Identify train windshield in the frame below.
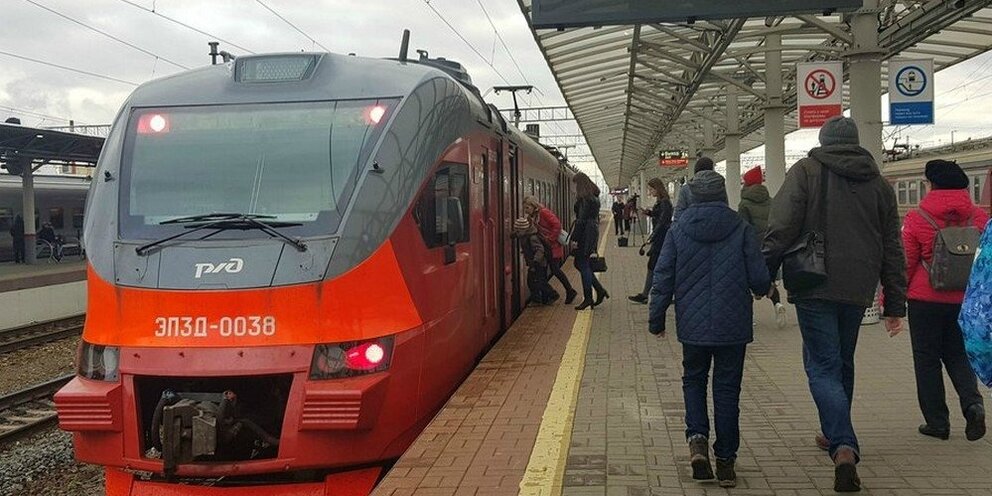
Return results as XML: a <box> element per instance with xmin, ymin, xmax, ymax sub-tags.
<box><xmin>119</xmin><ymin>99</ymin><xmax>396</xmax><ymax>239</ymax></box>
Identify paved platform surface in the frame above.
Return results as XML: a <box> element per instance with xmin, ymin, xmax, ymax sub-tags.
<box><xmin>375</xmin><ymin>220</ymin><xmax>992</xmax><ymax>496</ymax></box>
<box><xmin>0</xmin><ymin>260</ymin><xmax>86</xmax><ymax>292</ymax></box>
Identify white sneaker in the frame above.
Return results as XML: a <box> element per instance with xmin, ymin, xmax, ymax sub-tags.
<box><xmin>775</xmin><ymin>303</ymin><xmax>787</xmax><ymax>329</ymax></box>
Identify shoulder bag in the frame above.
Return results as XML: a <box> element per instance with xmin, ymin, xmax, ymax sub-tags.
<box><xmin>781</xmin><ymin>164</ymin><xmax>829</xmax><ymax>292</ymax></box>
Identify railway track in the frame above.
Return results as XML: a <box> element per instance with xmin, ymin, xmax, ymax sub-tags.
<box><xmin>0</xmin><ymin>315</ymin><xmax>84</xmax><ymax>355</ymax></box>
<box><xmin>0</xmin><ymin>374</ymin><xmax>74</xmax><ymax>444</ymax></box>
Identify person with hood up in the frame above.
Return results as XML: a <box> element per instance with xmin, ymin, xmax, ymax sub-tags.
<box><xmin>674</xmin><ymin>157</ymin><xmax>726</xmax><ymax>222</ymax></box>
<box><xmin>903</xmin><ymin>159</ymin><xmax>988</xmax><ymax>442</ymax></box>
<box><xmin>762</xmin><ymin>116</ymin><xmax>907</xmax><ymax>493</ymax></box>
<box><xmin>649</xmin><ymin>170</ymin><xmax>771</xmax><ymax>489</ymax></box>
<box><xmin>738</xmin><ymin>166</ymin><xmax>787</xmax><ymax>328</ymax></box>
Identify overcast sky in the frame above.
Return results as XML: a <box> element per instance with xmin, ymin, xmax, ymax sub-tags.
<box><xmin>2</xmin><ymin>0</ymin><xmax>991</xmax><ymax>184</ymax></box>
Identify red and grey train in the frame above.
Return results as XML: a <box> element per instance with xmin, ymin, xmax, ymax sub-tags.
<box><xmin>54</xmin><ymin>46</ymin><xmax>575</xmax><ymax>495</ymax></box>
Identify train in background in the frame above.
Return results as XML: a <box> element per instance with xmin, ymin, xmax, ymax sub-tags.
<box><xmin>54</xmin><ymin>40</ymin><xmax>576</xmax><ymax>496</ymax></box>
<box><xmin>883</xmin><ymin>139</ymin><xmax>992</xmax><ymax>217</ymax></box>
<box><xmin>0</xmin><ymin>174</ymin><xmax>89</xmax><ymax>262</ymax></box>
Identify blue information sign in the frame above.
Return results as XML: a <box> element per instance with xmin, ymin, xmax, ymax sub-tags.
<box><xmin>889</xmin><ymin>60</ymin><xmax>934</xmax><ymax>125</ymax></box>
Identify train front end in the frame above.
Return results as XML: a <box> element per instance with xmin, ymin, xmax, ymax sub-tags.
<box><xmin>54</xmin><ymin>52</ymin><xmax>475</xmax><ymax>495</ymax></box>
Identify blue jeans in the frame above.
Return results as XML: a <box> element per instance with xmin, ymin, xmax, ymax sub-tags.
<box><xmin>794</xmin><ymin>300</ymin><xmax>865</xmax><ymax>460</ymax></box>
<box><xmin>682</xmin><ymin>343</ymin><xmax>747</xmax><ymax>460</ymax></box>
<box><xmin>573</xmin><ymin>255</ymin><xmax>604</xmax><ymax>302</ymax></box>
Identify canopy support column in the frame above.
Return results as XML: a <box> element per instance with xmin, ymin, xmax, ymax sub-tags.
<box><xmin>726</xmin><ymin>84</ymin><xmax>742</xmax><ymax>210</ymax></box>
<box><xmin>764</xmin><ymin>33</ymin><xmax>787</xmax><ymax>196</ymax></box>
<box><xmin>22</xmin><ymin>165</ymin><xmax>36</xmax><ymax>264</ymax></box>
<box><xmin>848</xmin><ymin>0</ymin><xmax>884</xmax><ymax>165</ymax></box>
<box><xmin>702</xmin><ymin>120</ymin><xmax>716</xmax><ymax>158</ymax></box>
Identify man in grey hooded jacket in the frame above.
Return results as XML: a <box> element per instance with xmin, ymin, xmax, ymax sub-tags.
<box><xmin>674</xmin><ymin>157</ymin><xmax>726</xmax><ymax>222</ymax></box>
<box><xmin>762</xmin><ymin>116</ymin><xmax>907</xmax><ymax>493</ymax></box>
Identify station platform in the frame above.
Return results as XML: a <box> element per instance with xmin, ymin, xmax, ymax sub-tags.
<box><xmin>0</xmin><ymin>260</ymin><xmax>86</xmax><ymax>330</ymax></box>
<box><xmin>373</xmin><ymin>221</ymin><xmax>992</xmax><ymax>496</ymax></box>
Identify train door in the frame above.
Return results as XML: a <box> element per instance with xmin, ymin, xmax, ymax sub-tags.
<box><xmin>506</xmin><ymin>145</ymin><xmax>522</xmax><ymax>320</ymax></box>
<box><xmin>480</xmin><ymin>145</ymin><xmax>500</xmax><ymax>342</ymax></box>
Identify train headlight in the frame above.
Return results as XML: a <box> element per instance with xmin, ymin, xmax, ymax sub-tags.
<box><xmin>309</xmin><ymin>337</ymin><xmax>394</xmax><ymax>380</ymax></box>
<box><xmin>78</xmin><ymin>342</ymin><xmax>120</xmax><ymax>381</ymax></box>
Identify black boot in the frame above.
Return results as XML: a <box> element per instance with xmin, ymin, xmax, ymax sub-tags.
<box><xmin>966</xmin><ymin>404</ymin><xmax>986</xmax><ymax>441</ymax></box>
<box><xmin>593</xmin><ymin>288</ymin><xmax>610</xmax><ymax>307</ymax></box>
<box><xmin>688</xmin><ymin>436</ymin><xmax>714</xmax><ymax>480</ymax></box>
<box><xmin>564</xmin><ymin>289</ymin><xmax>578</xmax><ymax>304</ymax></box>
<box><xmin>574</xmin><ymin>300</ymin><xmax>594</xmax><ymax>311</ymax></box>
<box><xmin>628</xmin><ymin>293</ymin><xmax>648</xmax><ymax>304</ymax></box>
<box><xmin>715</xmin><ymin>458</ymin><xmax>736</xmax><ymax>488</ymax></box>
<box><xmin>918</xmin><ymin>424</ymin><xmax>950</xmax><ymax>440</ymax></box>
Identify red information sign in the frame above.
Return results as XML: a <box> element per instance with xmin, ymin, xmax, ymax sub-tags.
<box><xmin>659</xmin><ymin>150</ymin><xmax>689</xmax><ymax>167</ymax></box>
<box><xmin>797</xmin><ymin>62</ymin><xmax>843</xmax><ymax>128</ymax></box>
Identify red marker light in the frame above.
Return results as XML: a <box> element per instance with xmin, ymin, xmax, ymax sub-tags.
<box><xmin>137</xmin><ymin>113</ymin><xmax>170</xmax><ymax>134</ymax></box>
<box><xmin>368</xmin><ymin>105</ymin><xmax>386</xmax><ymax>125</ymax></box>
<box><xmin>344</xmin><ymin>342</ymin><xmax>386</xmax><ymax>371</ymax></box>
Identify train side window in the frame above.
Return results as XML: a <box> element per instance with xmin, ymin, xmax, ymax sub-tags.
<box><xmin>908</xmin><ymin>181</ymin><xmax>920</xmax><ymax>205</ymax></box>
<box><xmin>0</xmin><ymin>208</ymin><xmax>11</xmax><ymax>232</ymax></box>
<box><xmin>896</xmin><ymin>181</ymin><xmax>908</xmax><ymax>205</ymax></box>
<box><xmin>49</xmin><ymin>207</ymin><xmax>65</xmax><ymax>229</ymax></box>
<box><xmin>413</xmin><ymin>163</ymin><xmax>469</xmax><ymax>248</ymax></box>
<box><xmin>973</xmin><ymin>176</ymin><xmax>983</xmax><ymax>204</ymax></box>
<box><xmin>528</xmin><ymin>178</ymin><xmax>534</xmax><ymax>196</ymax></box>
<box><xmin>72</xmin><ymin>208</ymin><xmax>85</xmax><ymax>229</ymax></box>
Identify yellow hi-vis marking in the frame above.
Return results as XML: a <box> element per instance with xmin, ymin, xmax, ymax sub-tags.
<box><xmin>518</xmin><ymin>215</ymin><xmax>607</xmax><ymax>495</ymax></box>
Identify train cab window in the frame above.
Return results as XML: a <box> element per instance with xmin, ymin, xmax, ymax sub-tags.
<box><xmin>413</xmin><ymin>163</ymin><xmax>470</xmax><ymax>248</ymax></box>
<box><xmin>49</xmin><ymin>207</ymin><xmax>65</xmax><ymax>229</ymax></box>
<box><xmin>0</xmin><ymin>208</ymin><xmax>11</xmax><ymax>231</ymax></box>
<box><xmin>72</xmin><ymin>208</ymin><xmax>85</xmax><ymax>229</ymax></box>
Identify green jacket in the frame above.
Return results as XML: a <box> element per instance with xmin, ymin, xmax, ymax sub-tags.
<box><xmin>738</xmin><ymin>184</ymin><xmax>771</xmax><ymax>240</ymax></box>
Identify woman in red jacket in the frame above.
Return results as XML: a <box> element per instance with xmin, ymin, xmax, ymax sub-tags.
<box><xmin>524</xmin><ymin>196</ymin><xmax>578</xmax><ymax>304</ymax></box>
<box><xmin>903</xmin><ymin>159</ymin><xmax>989</xmax><ymax>442</ymax></box>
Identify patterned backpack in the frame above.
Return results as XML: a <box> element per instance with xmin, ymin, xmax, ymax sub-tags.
<box><xmin>917</xmin><ymin>209</ymin><xmax>981</xmax><ymax>291</ymax></box>
<box><xmin>960</xmin><ymin>220</ymin><xmax>992</xmax><ymax>387</ymax></box>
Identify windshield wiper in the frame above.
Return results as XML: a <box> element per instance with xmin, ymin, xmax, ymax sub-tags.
<box><xmin>135</xmin><ymin>214</ymin><xmax>308</xmax><ymax>256</ymax></box>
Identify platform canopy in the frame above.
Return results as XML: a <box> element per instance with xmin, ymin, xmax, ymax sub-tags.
<box><xmin>0</xmin><ymin>122</ymin><xmax>105</xmax><ymax>173</ymax></box>
<box><xmin>516</xmin><ymin>0</ymin><xmax>992</xmax><ymax>187</ymax></box>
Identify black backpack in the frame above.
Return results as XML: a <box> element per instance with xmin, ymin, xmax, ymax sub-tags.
<box><xmin>918</xmin><ymin>209</ymin><xmax>981</xmax><ymax>291</ymax></box>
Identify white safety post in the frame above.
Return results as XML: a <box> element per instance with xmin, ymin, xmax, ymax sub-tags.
<box><xmin>726</xmin><ymin>84</ymin><xmax>742</xmax><ymax>210</ymax></box>
<box><xmin>764</xmin><ymin>33</ymin><xmax>787</xmax><ymax>195</ymax></box>
<box><xmin>22</xmin><ymin>163</ymin><xmax>36</xmax><ymax>264</ymax></box>
<box><xmin>848</xmin><ymin>0</ymin><xmax>884</xmax><ymax>165</ymax></box>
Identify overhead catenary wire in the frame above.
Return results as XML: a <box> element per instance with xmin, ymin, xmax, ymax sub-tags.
<box><xmin>0</xmin><ymin>49</ymin><xmax>138</xmax><ymax>86</ymax></box>
<box><xmin>115</xmin><ymin>0</ymin><xmax>256</xmax><ymax>54</ymax></box>
<box><xmin>23</xmin><ymin>0</ymin><xmax>190</xmax><ymax>70</ymax></box>
<box><xmin>254</xmin><ymin>0</ymin><xmax>330</xmax><ymax>52</ymax></box>
<box><xmin>0</xmin><ymin>104</ymin><xmax>79</xmax><ymax>124</ymax></box>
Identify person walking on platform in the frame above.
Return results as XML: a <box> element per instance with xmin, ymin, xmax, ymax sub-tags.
<box><xmin>738</xmin><ymin>166</ymin><xmax>788</xmax><ymax>328</ymax></box>
<box><xmin>624</xmin><ymin>196</ymin><xmax>637</xmax><ymax>234</ymax></box>
<box><xmin>524</xmin><ymin>195</ymin><xmax>578</xmax><ymax>304</ymax></box>
<box><xmin>648</xmin><ymin>170</ymin><xmax>770</xmax><ymax>488</ymax></box>
<box><xmin>674</xmin><ymin>157</ymin><xmax>726</xmax><ymax>222</ymax></box>
<box><xmin>9</xmin><ymin>214</ymin><xmax>25</xmax><ymax>264</ymax></box>
<box><xmin>903</xmin><ymin>160</ymin><xmax>988</xmax><ymax>442</ymax></box>
<box><xmin>629</xmin><ymin>177</ymin><xmax>672</xmax><ymax>304</ymax></box>
<box><xmin>612</xmin><ymin>199</ymin><xmax>625</xmax><ymax>236</ymax></box>
<box><xmin>763</xmin><ymin>116</ymin><xmax>907</xmax><ymax>493</ymax></box>
<box><xmin>513</xmin><ymin>217</ymin><xmax>558</xmax><ymax>306</ymax></box>
<box><xmin>571</xmin><ymin>172</ymin><xmax>608</xmax><ymax>310</ymax></box>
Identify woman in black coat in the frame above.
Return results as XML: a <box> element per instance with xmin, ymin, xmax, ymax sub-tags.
<box><xmin>571</xmin><ymin>172</ymin><xmax>609</xmax><ymax>310</ymax></box>
<box><xmin>629</xmin><ymin>177</ymin><xmax>672</xmax><ymax>304</ymax></box>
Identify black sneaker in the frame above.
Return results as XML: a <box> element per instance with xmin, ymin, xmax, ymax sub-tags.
<box><xmin>918</xmin><ymin>424</ymin><xmax>950</xmax><ymax>440</ymax></box>
<box><xmin>715</xmin><ymin>458</ymin><xmax>736</xmax><ymax>488</ymax></box>
<box><xmin>688</xmin><ymin>436</ymin><xmax>714</xmax><ymax>480</ymax></box>
<box><xmin>966</xmin><ymin>404</ymin><xmax>986</xmax><ymax>441</ymax></box>
<box><xmin>627</xmin><ymin>294</ymin><xmax>648</xmax><ymax>304</ymax></box>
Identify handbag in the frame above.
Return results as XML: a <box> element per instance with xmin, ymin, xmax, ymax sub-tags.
<box><xmin>589</xmin><ymin>253</ymin><xmax>608</xmax><ymax>273</ymax></box>
<box><xmin>782</xmin><ymin>164</ymin><xmax>829</xmax><ymax>292</ymax></box>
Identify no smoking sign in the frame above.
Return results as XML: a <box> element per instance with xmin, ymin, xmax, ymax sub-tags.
<box><xmin>797</xmin><ymin>62</ymin><xmax>843</xmax><ymax>128</ymax></box>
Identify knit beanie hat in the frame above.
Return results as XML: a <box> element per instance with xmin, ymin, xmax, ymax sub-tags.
<box><xmin>689</xmin><ymin>170</ymin><xmax>726</xmax><ymax>203</ymax></box>
<box><xmin>742</xmin><ymin>166</ymin><xmax>763</xmax><ymax>187</ymax></box>
<box><xmin>513</xmin><ymin>217</ymin><xmax>531</xmax><ymax>231</ymax></box>
<box><xmin>694</xmin><ymin>156</ymin><xmax>715</xmax><ymax>173</ymax></box>
<box><xmin>819</xmin><ymin>116</ymin><xmax>860</xmax><ymax>146</ymax></box>
<box><xmin>925</xmin><ymin>159</ymin><xmax>969</xmax><ymax>190</ymax></box>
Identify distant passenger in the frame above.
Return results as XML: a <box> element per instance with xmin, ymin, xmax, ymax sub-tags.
<box><xmin>523</xmin><ymin>195</ymin><xmax>577</xmax><ymax>304</ymax></box>
<box><xmin>629</xmin><ymin>177</ymin><xmax>672</xmax><ymax>304</ymax></box>
<box><xmin>38</xmin><ymin>222</ymin><xmax>63</xmax><ymax>261</ymax></box>
<box><xmin>738</xmin><ymin>166</ymin><xmax>787</xmax><ymax>328</ymax></box>
<box><xmin>902</xmin><ymin>159</ymin><xmax>988</xmax><ymax>442</ymax></box>
<box><xmin>648</xmin><ymin>170</ymin><xmax>770</xmax><ymax>489</ymax></box>
<box><xmin>674</xmin><ymin>157</ymin><xmax>726</xmax><ymax>222</ymax></box>
<box><xmin>624</xmin><ymin>195</ymin><xmax>638</xmax><ymax>234</ymax></box>
<box><xmin>612</xmin><ymin>199</ymin><xmax>625</xmax><ymax>236</ymax></box>
<box><xmin>762</xmin><ymin>116</ymin><xmax>907</xmax><ymax>493</ymax></box>
<box><xmin>571</xmin><ymin>172</ymin><xmax>608</xmax><ymax>310</ymax></box>
<box><xmin>512</xmin><ymin>217</ymin><xmax>558</xmax><ymax>306</ymax></box>
<box><xmin>9</xmin><ymin>215</ymin><xmax>24</xmax><ymax>263</ymax></box>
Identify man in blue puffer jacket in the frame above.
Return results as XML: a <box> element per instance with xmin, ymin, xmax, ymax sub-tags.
<box><xmin>649</xmin><ymin>170</ymin><xmax>771</xmax><ymax>488</ymax></box>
